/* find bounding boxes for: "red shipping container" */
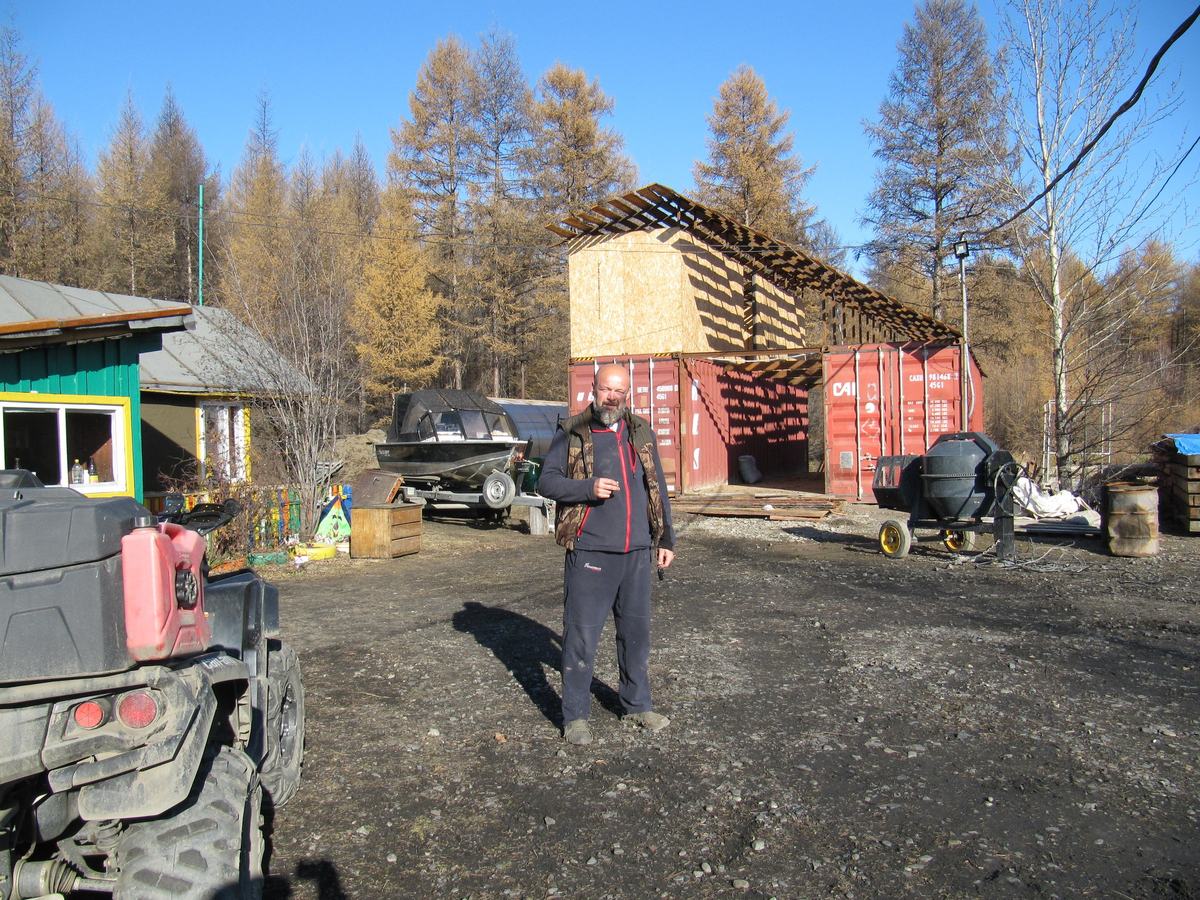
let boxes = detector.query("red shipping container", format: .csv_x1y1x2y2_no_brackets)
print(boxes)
570,356,682,493
823,342,982,498
570,355,810,493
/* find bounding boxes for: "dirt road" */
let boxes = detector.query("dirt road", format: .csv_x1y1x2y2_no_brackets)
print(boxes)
262,507,1199,899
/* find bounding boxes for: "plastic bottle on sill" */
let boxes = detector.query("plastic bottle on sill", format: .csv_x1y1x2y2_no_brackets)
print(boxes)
88,458,98,483
70,460,84,484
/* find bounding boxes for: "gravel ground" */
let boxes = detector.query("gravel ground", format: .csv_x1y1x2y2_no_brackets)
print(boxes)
261,504,1199,900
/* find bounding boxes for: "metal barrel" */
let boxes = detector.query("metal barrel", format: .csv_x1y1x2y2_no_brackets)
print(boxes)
1105,483,1160,557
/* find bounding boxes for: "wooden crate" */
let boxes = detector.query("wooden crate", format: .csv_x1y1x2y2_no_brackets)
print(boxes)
1159,446,1200,534
351,503,423,559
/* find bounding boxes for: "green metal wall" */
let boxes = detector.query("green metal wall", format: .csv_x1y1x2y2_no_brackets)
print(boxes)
0,335,162,500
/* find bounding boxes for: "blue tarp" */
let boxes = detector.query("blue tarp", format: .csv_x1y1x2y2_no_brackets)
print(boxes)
1166,433,1200,455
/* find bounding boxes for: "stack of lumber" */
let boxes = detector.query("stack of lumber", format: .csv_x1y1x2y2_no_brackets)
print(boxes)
1156,436,1200,534
672,492,843,521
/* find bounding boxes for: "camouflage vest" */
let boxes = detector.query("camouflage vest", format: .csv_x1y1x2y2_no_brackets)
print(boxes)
553,408,666,551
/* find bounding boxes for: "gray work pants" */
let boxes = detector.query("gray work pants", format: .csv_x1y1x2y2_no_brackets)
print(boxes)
560,547,653,723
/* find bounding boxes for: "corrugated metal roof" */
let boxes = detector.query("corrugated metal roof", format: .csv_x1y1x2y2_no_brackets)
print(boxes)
139,305,296,395
549,183,959,344
0,274,192,349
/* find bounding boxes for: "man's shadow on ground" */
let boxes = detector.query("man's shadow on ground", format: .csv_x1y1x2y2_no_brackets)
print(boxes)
452,601,622,727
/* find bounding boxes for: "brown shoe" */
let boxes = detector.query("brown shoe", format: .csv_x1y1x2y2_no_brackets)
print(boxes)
624,711,670,732
563,718,593,745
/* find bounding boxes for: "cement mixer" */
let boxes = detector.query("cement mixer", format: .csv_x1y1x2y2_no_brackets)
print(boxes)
871,432,1019,560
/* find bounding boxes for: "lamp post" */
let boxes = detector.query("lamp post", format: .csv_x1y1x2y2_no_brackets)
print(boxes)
953,237,971,432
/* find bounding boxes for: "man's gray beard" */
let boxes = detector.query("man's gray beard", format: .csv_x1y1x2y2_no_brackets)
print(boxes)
591,399,625,426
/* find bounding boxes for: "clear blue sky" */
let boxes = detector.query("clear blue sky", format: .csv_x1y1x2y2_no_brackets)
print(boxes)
14,1,1200,275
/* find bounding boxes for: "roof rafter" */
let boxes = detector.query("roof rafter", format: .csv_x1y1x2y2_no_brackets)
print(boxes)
550,184,959,343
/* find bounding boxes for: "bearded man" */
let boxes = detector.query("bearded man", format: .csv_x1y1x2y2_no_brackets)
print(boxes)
538,364,676,745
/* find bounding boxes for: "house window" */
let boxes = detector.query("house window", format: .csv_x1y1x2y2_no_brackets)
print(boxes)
0,395,129,493
199,401,247,482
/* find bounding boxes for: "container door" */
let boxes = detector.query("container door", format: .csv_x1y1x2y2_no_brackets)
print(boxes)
824,349,886,498
630,358,680,494
568,357,681,494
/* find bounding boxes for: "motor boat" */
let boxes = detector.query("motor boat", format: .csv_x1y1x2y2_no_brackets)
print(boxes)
373,389,527,490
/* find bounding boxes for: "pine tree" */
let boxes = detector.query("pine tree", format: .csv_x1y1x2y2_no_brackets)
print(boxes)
223,93,289,318
863,0,1013,321
391,35,479,389
528,62,635,395
467,28,540,396
0,23,37,273
0,24,95,285
693,64,815,246
531,62,635,218
146,87,216,303
353,186,443,410
16,96,93,285
95,91,171,296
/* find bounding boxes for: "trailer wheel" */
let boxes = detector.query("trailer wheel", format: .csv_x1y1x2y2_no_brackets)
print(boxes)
260,639,305,807
941,530,978,552
879,520,912,559
115,746,263,900
482,471,517,509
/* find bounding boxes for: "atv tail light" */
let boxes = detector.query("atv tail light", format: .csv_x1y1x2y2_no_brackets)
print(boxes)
73,700,108,729
117,691,159,729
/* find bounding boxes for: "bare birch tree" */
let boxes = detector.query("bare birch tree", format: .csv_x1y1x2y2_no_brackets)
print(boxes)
999,0,1190,486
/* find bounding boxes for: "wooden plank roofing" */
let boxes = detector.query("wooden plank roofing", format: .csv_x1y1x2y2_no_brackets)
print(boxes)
551,183,959,344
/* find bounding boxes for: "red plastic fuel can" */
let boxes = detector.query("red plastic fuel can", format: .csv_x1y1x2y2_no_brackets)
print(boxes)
121,519,211,661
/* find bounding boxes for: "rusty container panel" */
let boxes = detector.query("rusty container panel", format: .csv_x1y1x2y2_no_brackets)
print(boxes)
568,356,682,493
824,342,983,498
681,357,809,493
572,355,811,494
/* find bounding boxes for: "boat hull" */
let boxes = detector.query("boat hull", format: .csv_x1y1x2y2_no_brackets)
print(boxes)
374,440,523,490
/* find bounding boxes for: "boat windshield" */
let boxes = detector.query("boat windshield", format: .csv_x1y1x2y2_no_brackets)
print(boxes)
485,412,516,438
416,411,467,442
458,410,490,440
412,405,518,443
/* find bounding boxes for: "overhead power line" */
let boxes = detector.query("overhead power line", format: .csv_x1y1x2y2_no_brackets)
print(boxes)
984,3,1200,238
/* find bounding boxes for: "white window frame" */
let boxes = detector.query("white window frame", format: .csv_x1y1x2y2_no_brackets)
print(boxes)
198,400,248,483
0,395,130,495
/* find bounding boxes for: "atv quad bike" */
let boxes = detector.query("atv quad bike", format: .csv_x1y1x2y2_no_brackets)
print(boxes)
0,471,304,899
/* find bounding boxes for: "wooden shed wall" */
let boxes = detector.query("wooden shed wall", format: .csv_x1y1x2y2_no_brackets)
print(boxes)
568,228,806,358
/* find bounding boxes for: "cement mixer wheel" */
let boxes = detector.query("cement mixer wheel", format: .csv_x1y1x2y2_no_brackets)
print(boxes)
879,520,912,559
941,529,978,552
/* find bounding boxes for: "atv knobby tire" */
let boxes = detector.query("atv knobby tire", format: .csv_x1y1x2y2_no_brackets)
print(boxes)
115,746,263,900
260,639,305,807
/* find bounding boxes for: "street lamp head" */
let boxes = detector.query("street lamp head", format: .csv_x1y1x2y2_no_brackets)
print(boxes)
953,237,970,260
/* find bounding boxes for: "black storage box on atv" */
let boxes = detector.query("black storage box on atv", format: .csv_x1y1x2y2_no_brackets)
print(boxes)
0,490,147,683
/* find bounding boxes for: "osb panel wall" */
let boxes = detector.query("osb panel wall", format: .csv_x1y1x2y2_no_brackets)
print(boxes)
568,229,806,358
